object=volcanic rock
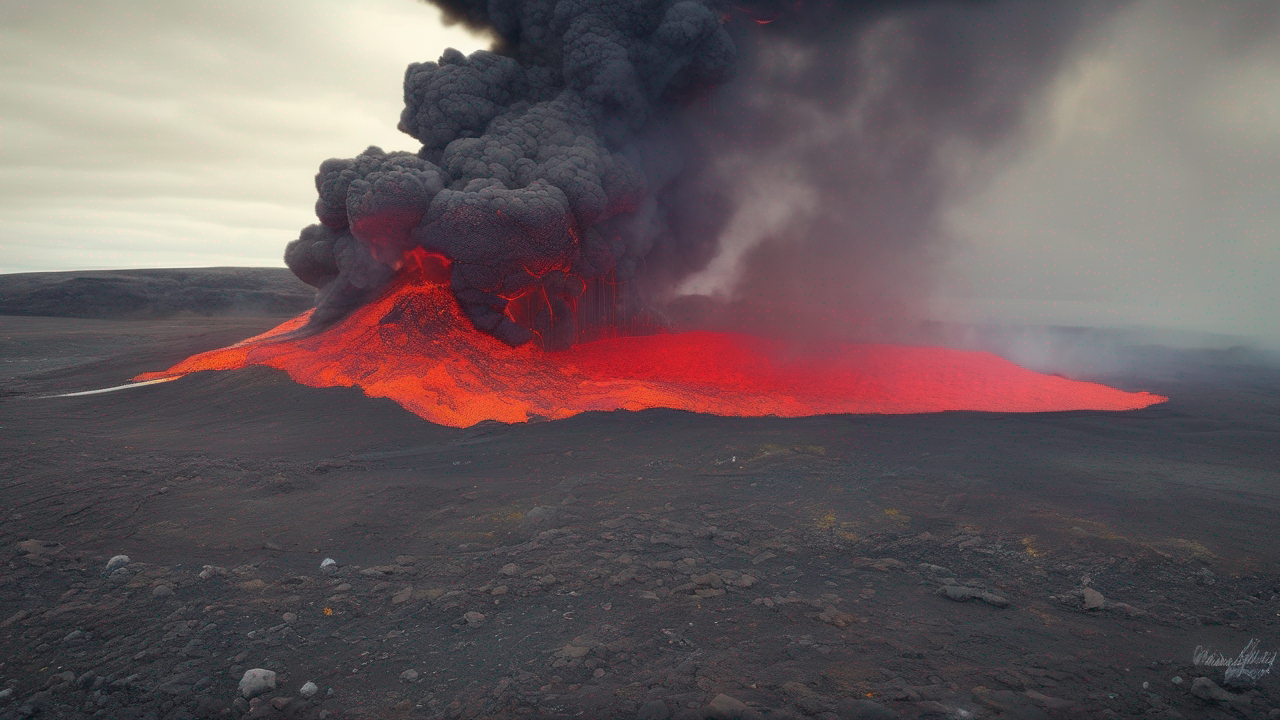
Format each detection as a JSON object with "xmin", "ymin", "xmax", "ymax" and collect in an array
[
  {"xmin": 834, "ymin": 698, "xmax": 901, "ymax": 720},
  {"xmin": 708, "ymin": 693, "xmax": 757, "ymax": 719},
  {"xmin": 1190, "ymin": 676, "xmax": 1249, "ymax": 706},
  {"xmin": 937, "ymin": 584, "xmax": 1010, "ymax": 608},
  {"xmin": 636, "ymin": 699, "xmax": 671, "ymax": 720},
  {"xmin": 239, "ymin": 669, "xmax": 278, "ymax": 699}
]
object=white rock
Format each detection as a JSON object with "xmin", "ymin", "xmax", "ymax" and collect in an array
[
  {"xmin": 105, "ymin": 555, "xmax": 130, "ymax": 572},
  {"xmin": 1082, "ymin": 587, "xmax": 1106, "ymax": 610},
  {"xmin": 238, "ymin": 668, "xmax": 277, "ymax": 699},
  {"xmin": 320, "ymin": 558, "xmax": 337, "ymax": 569},
  {"xmin": 299, "ymin": 681, "xmax": 318, "ymax": 698},
  {"xmin": 400, "ymin": 669, "xmax": 419, "ymax": 682}
]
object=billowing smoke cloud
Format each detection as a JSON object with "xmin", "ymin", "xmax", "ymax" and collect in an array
[
  {"xmin": 286, "ymin": 0, "xmax": 737, "ymax": 347},
  {"xmin": 284, "ymin": 0, "xmax": 1132, "ymax": 348},
  {"xmin": 672, "ymin": 0, "xmax": 1133, "ymax": 340}
]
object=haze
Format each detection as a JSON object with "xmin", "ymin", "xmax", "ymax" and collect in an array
[{"xmin": 1, "ymin": 0, "xmax": 1275, "ymax": 341}]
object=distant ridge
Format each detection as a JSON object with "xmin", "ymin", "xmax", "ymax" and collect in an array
[{"xmin": 0, "ymin": 267, "xmax": 313, "ymax": 319}]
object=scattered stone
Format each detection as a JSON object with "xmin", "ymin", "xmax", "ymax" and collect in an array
[
  {"xmin": 736, "ymin": 574, "xmax": 757, "ymax": 588},
  {"xmin": 299, "ymin": 681, "xmax": 318, "ymax": 698},
  {"xmin": 239, "ymin": 668, "xmax": 277, "ymax": 699},
  {"xmin": 17, "ymin": 539, "xmax": 62, "ymax": 558},
  {"xmin": 391, "ymin": 586, "xmax": 413, "ymax": 604},
  {"xmin": 817, "ymin": 606, "xmax": 857, "ymax": 627},
  {"xmin": 0, "ymin": 688, "xmax": 12, "ymax": 702},
  {"xmin": 499, "ymin": 563, "xmax": 518, "ymax": 575},
  {"xmin": 463, "ymin": 611, "xmax": 485, "ymax": 627},
  {"xmin": 971, "ymin": 686, "xmax": 1045, "ymax": 716},
  {"xmin": 490, "ymin": 585, "xmax": 508, "ymax": 595},
  {"xmin": 198, "ymin": 565, "xmax": 226, "ymax": 579},
  {"xmin": 562, "ymin": 644, "xmax": 592, "ymax": 658},
  {"xmin": 1190, "ymin": 676, "xmax": 1249, "ymax": 706},
  {"xmin": 400, "ymin": 669, "xmax": 419, "ymax": 683},
  {"xmin": 152, "ymin": 584, "xmax": 173, "ymax": 598},
  {"xmin": 937, "ymin": 585, "xmax": 1010, "ymax": 608},
  {"xmin": 708, "ymin": 693, "xmax": 750, "ymax": 719},
  {"xmin": 856, "ymin": 557, "xmax": 905, "ymax": 571},
  {"xmin": 282, "ymin": 612, "xmax": 297, "ymax": 623},
  {"xmin": 750, "ymin": 552, "xmax": 777, "ymax": 565},
  {"xmin": 105, "ymin": 555, "xmax": 130, "ymax": 572},
  {"xmin": 525, "ymin": 506, "xmax": 556, "ymax": 523},
  {"xmin": 636, "ymin": 700, "xmax": 671, "ymax": 720},
  {"xmin": 1082, "ymin": 587, "xmax": 1106, "ymax": 610},
  {"xmin": 320, "ymin": 558, "xmax": 337, "ymax": 569},
  {"xmin": 834, "ymin": 696, "xmax": 906, "ymax": 717},
  {"xmin": 1024, "ymin": 689, "xmax": 1073, "ymax": 709},
  {"xmin": 1171, "ymin": 676, "xmax": 1183, "ymax": 685}
]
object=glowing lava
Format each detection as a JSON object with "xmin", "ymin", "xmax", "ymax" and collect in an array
[{"xmin": 136, "ymin": 257, "xmax": 1166, "ymax": 427}]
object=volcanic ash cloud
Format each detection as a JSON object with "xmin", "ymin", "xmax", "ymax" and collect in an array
[
  {"xmin": 285, "ymin": 0, "xmax": 738, "ymax": 349},
  {"xmin": 283, "ymin": 0, "xmax": 1132, "ymax": 349}
]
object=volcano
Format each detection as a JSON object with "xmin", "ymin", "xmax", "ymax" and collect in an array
[{"xmin": 136, "ymin": 250, "xmax": 1165, "ymax": 427}]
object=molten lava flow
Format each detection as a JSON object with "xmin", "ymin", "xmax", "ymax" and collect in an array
[{"xmin": 136, "ymin": 256, "xmax": 1166, "ymax": 427}]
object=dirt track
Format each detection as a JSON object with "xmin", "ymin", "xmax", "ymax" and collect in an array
[{"xmin": 1, "ymin": 314, "xmax": 1278, "ymax": 720}]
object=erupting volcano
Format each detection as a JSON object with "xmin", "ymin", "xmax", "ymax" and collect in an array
[
  {"xmin": 136, "ymin": 0, "xmax": 1171, "ymax": 425},
  {"xmin": 137, "ymin": 250, "xmax": 1165, "ymax": 427}
]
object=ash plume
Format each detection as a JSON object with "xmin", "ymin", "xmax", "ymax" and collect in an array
[{"xmin": 285, "ymin": 0, "xmax": 1131, "ymax": 348}]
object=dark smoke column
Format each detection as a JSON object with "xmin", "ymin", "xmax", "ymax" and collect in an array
[{"xmin": 285, "ymin": 0, "xmax": 738, "ymax": 348}]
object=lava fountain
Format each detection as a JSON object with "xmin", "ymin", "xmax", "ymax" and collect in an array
[{"xmin": 136, "ymin": 251, "xmax": 1165, "ymax": 427}]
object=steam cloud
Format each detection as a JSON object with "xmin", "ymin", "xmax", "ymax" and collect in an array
[{"xmin": 285, "ymin": 0, "xmax": 1129, "ymax": 348}]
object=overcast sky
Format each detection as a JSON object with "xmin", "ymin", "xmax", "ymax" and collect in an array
[{"xmin": 1, "ymin": 0, "xmax": 1275, "ymax": 340}]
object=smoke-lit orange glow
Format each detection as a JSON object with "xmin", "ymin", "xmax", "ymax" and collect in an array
[{"xmin": 136, "ymin": 253, "xmax": 1166, "ymax": 427}]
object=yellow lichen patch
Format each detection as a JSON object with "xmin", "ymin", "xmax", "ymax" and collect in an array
[
  {"xmin": 1021, "ymin": 536, "xmax": 1042, "ymax": 557},
  {"xmin": 489, "ymin": 508, "xmax": 525, "ymax": 524},
  {"xmin": 322, "ymin": 607, "xmax": 334, "ymax": 616},
  {"xmin": 815, "ymin": 511, "xmax": 838, "ymax": 530},
  {"xmin": 878, "ymin": 508, "xmax": 910, "ymax": 526},
  {"xmin": 1063, "ymin": 518, "xmax": 1216, "ymax": 560},
  {"xmin": 749, "ymin": 443, "xmax": 793, "ymax": 461}
]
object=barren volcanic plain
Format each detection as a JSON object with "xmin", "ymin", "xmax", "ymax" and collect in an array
[{"xmin": 1, "ymin": 269, "xmax": 1278, "ymax": 720}]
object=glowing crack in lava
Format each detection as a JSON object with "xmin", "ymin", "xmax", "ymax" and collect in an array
[{"xmin": 135, "ymin": 253, "xmax": 1166, "ymax": 427}]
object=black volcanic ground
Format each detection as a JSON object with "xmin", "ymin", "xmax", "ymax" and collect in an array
[{"xmin": 1, "ymin": 269, "xmax": 1278, "ymax": 720}]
